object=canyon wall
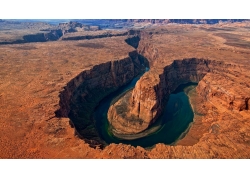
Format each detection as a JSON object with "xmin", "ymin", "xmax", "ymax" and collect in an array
[
  {"xmin": 108, "ymin": 58, "xmax": 250, "ymax": 135},
  {"xmin": 61, "ymin": 32, "xmax": 128, "ymax": 41},
  {"xmin": 23, "ymin": 29, "xmax": 64, "ymax": 42},
  {"xmin": 0, "ymin": 30, "xmax": 64, "ymax": 45},
  {"xmin": 0, "ymin": 24, "xmax": 139, "ymax": 45},
  {"xmin": 55, "ymin": 50, "xmax": 147, "ymax": 144}
]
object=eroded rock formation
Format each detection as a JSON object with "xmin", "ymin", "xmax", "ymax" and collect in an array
[
  {"xmin": 55, "ymin": 50, "xmax": 148, "ymax": 144},
  {"xmin": 108, "ymin": 59, "xmax": 250, "ymax": 135},
  {"xmin": 197, "ymin": 73, "xmax": 250, "ymax": 111}
]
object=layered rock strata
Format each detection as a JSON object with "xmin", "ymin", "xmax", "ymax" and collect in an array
[
  {"xmin": 108, "ymin": 58, "xmax": 250, "ymax": 135},
  {"xmin": 55, "ymin": 50, "xmax": 148, "ymax": 144}
]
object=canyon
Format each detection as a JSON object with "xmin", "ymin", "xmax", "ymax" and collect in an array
[
  {"xmin": 108, "ymin": 59, "xmax": 250, "ymax": 136},
  {"xmin": 0, "ymin": 21, "xmax": 250, "ymax": 158},
  {"xmin": 55, "ymin": 50, "xmax": 147, "ymax": 147}
]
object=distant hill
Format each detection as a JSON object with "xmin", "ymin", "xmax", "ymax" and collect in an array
[
  {"xmin": 2, "ymin": 19, "xmax": 249, "ymax": 30},
  {"xmin": 108, "ymin": 19, "xmax": 248, "ymax": 24},
  {"xmin": 75, "ymin": 19, "xmax": 250, "ymax": 29}
]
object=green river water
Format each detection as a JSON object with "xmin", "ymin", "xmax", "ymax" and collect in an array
[{"xmin": 93, "ymin": 77, "xmax": 197, "ymax": 148}]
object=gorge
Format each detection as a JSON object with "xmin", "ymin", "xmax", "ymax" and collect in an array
[
  {"xmin": 1, "ymin": 21, "xmax": 250, "ymax": 158},
  {"xmin": 107, "ymin": 58, "xmax": 250, "ymax": 137},
  {"xmin": 56, "ymin": 39, "xmax": 250, "ymax": 148},
  {"xmin": 94, "ymin": 81, "xmax": 196, "ymax": 147}
]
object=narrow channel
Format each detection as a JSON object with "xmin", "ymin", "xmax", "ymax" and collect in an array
[{"xmin": 93, "ymin": 74, "xmax": 197, "ymax": 148}]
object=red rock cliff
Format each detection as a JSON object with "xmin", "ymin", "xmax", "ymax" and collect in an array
[
  {"xmin": 55, "ymin": 50, "xmax": 147, "ymax": 143},
  {"xmin": 108, "ymin": 58, "xmax": 250, "ymax": 135}
]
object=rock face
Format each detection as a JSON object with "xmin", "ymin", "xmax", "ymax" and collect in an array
[
  {"xmin": 23, "ymin": 29, "xmax": 63, "ymax": 42},
  {"xmin": 61, "ymin": 31, "xmax": 128, "ymax": 41},
  {"xmin": 62, "ymin": 29, "xmax": 140, "ymax": 42},
  {"xmin": 108, "ymin": 58, "xmax": 250, "ymax": 135},
  {"xmin": 197, "ymin": 73, "xmax": 250, "ymax": 111},
  {"xmin": 0, "ymin": 30, "xmax": 64, "ymax": 44},
  {"xmin": 56, "ymin": 50, "xmax": 147, "ymax": 143},
  {"xmin": 108, "ymin": 72, "xmax": 163, "ymax": 134}
]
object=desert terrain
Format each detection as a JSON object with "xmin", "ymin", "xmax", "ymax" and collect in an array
[{"xmin": 0, "ymin": 20, "xmax": 249, "ymax": 158}]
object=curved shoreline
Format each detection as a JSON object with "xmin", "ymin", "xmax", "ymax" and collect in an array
[
  {"xmin": 111, "ymin": 125, "xmax": 162, "ymax": 140},
  {"xmin": 109, "ymin": 83, "xmax": 197, "ymax": 142},
  {"xmin": 94, "ymin": 83, "xmax": 195, "ymax": 148},
  {"xmin": 171, "ymin": 85, "xmax": 197, "ymax": 145}
]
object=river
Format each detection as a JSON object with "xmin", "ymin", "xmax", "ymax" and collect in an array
[{"xmin": 93, "ymin": 74, "xmax": 197, "ymax": 148}]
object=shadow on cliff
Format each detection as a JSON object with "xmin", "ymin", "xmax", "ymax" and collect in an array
[
  {"xmin": 54, "ymin": 28, "xmax": 238, "ymax": 149},
  {"xmin": 54, "ymin": 57, "xmax": 210, "ymax": 149},
  {"xmin": 0, "ymin": 30, "xmax": 64, "ymax": 45},
  {"xmin": 54, "ymin": 49, "xmax": 149, "ymax": 149}
]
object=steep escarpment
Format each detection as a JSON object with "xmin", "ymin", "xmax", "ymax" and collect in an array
[
  {"xmin": 62, "ymin": 29, "xmax": 141, "ymax": 43},
  {"xmin": 55, "ymin": 50, "xmax": 148, "ymax": 146},
  {"xmin": 108, "ymin": 58, "xmax": 250, "ymax": 135},
  {"xmin": 61, "ymin": 31, "xmax": 128, "ymax": 41},
  {"xmin": 0, "ymin": 21, "xmax": 101, "ymax": 45},
  {"xmin": 23, "ymin": 29, "xmax": 64, "ymax": 42},
  {"xmin": 0, "ymin": 27, "xmax": 141, "ymax": 46},
  {"xmin": 0, "ymin": 29, "xmax": 64, "ymax": 44}
]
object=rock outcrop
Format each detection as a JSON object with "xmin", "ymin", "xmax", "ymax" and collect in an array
[
  {"xmin": 197, "ymin": 73, "xmax": 250, "ymax": 111},
  {"xmin": 108, "ymin": 58, "xmax": 250, "ymax": 135}
]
